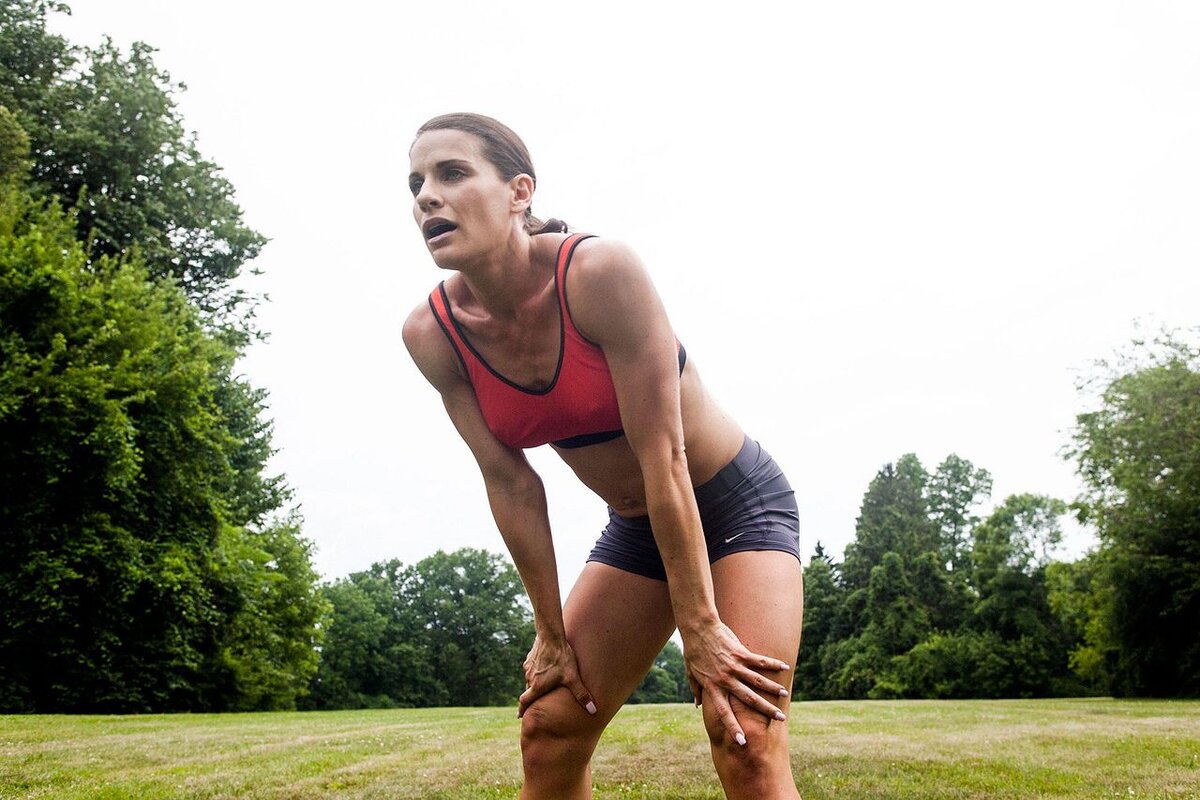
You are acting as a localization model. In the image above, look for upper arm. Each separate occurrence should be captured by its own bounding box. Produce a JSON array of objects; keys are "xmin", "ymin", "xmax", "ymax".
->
[
  {"xmin": 564, "ymin": 240, "xmax": 686, "ymax": 463},
  {"xmin": 402, "ymin": 301, "xmax": 540, "ymax": 494}
]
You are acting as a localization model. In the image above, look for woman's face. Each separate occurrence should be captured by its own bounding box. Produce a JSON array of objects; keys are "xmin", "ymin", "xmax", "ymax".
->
[{"xmin": 409, "ymin": 129, "xmax": 523, "ymax": 266}]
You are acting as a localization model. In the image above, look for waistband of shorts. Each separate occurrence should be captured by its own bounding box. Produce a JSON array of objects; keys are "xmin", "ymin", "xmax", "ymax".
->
[{"xmin": 692, "ymin": 435, "xmax": 763, "ymax": 507}]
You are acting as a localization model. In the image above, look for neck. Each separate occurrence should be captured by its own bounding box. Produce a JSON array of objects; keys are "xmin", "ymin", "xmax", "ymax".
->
[{"xmin": 458, "ymin": 228, "xmax": 544, "ymax": 318}]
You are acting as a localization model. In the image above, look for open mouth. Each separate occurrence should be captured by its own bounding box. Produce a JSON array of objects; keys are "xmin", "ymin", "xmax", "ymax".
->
[{"xmin": 423, "ymin": 219, "xmax": 458, "ymax": 241}]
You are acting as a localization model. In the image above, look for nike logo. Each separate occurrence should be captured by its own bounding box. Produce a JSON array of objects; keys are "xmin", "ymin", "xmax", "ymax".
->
[{"xmin": 724, "ymin": 532, "xmax": 748, "ymax": 544}]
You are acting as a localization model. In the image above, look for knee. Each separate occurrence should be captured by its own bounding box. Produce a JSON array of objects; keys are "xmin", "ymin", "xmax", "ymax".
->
[
  {"xmin": 520, "ymin": 690, "xmax": 603, "ymax": 769},
  {"xmin": 705, "ymin": 711, "xmax": 791, "ymax": 792}
]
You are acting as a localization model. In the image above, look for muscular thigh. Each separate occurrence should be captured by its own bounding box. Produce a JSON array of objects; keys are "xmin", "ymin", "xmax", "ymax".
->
[
  {"xmin": 706, "ymin": 551, "xmax": 804, "ymax": 731},
  {"xmin": 528, "ymin": 562, "xmax": 677, "ymax": 729}
]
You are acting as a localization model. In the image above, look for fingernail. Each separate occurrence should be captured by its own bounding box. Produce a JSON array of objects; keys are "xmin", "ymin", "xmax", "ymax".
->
[
  {"xmin": 586, "ymin": 701, "xmax": 597, "ymax": 715},
  {"xmin": 735, "ymin": 732, "xmax": 747, "ymax": 747},
  {"xmin": 693, "ymin": 696, "xmax": 699, "ymax": 707},
  {"xmin": 778, "ymin": 662, "xmax": 790, "ymax": 671},
  {"xmin": 778, "ymin": 688, "xmax": 789, "ymax": 697},
  {"xmin": 774, "ymin": 711, "xmax": 787, "ymax": 722}
]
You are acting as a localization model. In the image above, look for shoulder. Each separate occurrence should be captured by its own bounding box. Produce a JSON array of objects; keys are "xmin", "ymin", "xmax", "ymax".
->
[
  {"xmin": 564, "ymin": 237, "xmax": 671, "ymax": 345},
  {"xmin": 569, "ymin": 237, "xmax": 647, "ymax": 285},
  {"xmin": 402, "ymin": 291, "xmax": 465, "ymax": 392},
  {"xmin": 566, "ymin": 237, "xmax": 658, "ymax": 313}
]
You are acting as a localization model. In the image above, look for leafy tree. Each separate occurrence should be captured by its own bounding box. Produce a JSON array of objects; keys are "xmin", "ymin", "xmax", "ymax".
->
[
  {"xmin": 404, "ymin": 549, "xmax": 534, "ymax": 707},
  {"xmin": 0, "ymin": 105, "xmax": 31, "ymax": 184},
  {"xmin": 1045, "ymin": 553, "xmax": 1112, "ymax": 692},
  {"xmin": 970, "ymin": 493, "xmax": 1066, "ymax": 593},
  {"xmin": 630, "ymin": 641, "xmax": 690, "ymax": 704},
  {"xmin": 793, "ymin": 543, "xmax": 851, "ymax": 700},
  {"xmin": 927, "ymin": 454, "xmax": 993, "ymax": 571},
  {"xmin": 842, "ymin": 454, "xmax": 936, "ymax": 591},
  {"xmin": 309, "ymin": 549, "xmax": 534, "ymax": 709},
  {"xmin": 306, "ymin": 567, "xmax": 434, "ymax": 709},
  {"xmin": 0, "ymin": 0, "xmax": 265, "ymax": 335},
  {"xmin": 1067, "ymin": 330, "xmax": 1200, "ymax": 696},
  {"xmin": 0, "ymin": 182, "xmax": 322, "ymax": 711}
]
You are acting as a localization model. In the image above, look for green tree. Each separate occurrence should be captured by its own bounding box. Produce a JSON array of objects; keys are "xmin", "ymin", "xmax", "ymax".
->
[
  {"xmin": 310, "ymin": 550, "xmax": 535, "ymax": 709},
  {"xmin": 630, "ymin": 641, "xmax": 690, "ymax": 704},
  {"xmin": 1067, "ymin": 330, "xmax": 1200, "ymax": 696},
  {"xmin": 405, "ymin": 549, "xmax": 534, "ymax": 707},
  {"xmin": 842, "ymin": 454, "xmax": 936, "ymax": 592},
  {"xmin": 0, "ymin": 182, "xmax": 320, "ymax": 711},
  {"xmin": 306, "ymin": 566, "xmax": 434, "ymax": 709},
  {"xmin": 793, "ymin": 543, "xmax": 844, "ymax": 699},
  {"xmin": 927, "ymin": 454, "xmax": 993, "ymax": 572},
  {"xmin": 0, "ymin": 0, "xmax": 265, "ymax": 334},
  {"xmin": 1045, "ymin": 553, "xmax": 1111, "ymax": 693}
]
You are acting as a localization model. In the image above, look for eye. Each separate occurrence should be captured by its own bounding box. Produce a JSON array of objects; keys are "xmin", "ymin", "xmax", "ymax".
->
[
  {"xmin": 408, "ymin": 176, "xmax": 423, "ymax": 196},
  {"xmin": 442, "ymin": 166, "xmax": 467, "ymax": 181}
]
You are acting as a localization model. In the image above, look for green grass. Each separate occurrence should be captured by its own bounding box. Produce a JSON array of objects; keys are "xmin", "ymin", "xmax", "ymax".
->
[{"xmin": 2, "ymin": 699, "xmax": 1198, "ymax": 799}]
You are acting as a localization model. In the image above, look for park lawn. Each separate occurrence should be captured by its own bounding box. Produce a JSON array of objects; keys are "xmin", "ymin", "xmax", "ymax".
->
[{"xmin": 1, "ymin": 698, "xmax": 1198, "ymax": 799}]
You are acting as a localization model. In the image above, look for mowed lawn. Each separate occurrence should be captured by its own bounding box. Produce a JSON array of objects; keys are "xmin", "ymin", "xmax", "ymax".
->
[{"xmin": 2, "ymin": 698, "xmax": 1198, "ymax": 799}]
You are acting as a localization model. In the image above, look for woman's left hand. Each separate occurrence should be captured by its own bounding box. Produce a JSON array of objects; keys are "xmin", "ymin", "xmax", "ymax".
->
[{"xmin": 683, "ymin": 620, "xmax": 790, "ymax": 745}]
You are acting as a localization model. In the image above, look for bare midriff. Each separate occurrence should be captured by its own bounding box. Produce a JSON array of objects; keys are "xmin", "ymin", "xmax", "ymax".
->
[{"xmin": 550, "ymin": 360, "xmax": 745, "ymax": 518}]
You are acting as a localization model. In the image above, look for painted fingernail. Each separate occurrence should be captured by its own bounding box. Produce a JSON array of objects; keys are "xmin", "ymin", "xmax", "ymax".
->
[
  {"xmin": 778, "ymin": 688, "xmax": 789, "ymax": 697},
  {"xmin": 778, "ymin": 662, "xmax": 790, "ymax": 671},
  {"xmin": 774, "ymin": 711, "xmax": 787, "ymax": 722},
  {"xmin": 586, "ymin": 701, "xmax": 597, "ymax": 715},
  {"xmin": 735, "ymin": 732, "xmax": 747, "ymax": 747}
]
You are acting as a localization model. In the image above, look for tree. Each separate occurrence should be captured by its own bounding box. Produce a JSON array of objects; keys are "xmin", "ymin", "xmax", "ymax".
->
[
  {"xmin": 927, "ymin": 454, "xmax": 993, "ymax": 571},
  {"xmin": 403, "ymin": 549, "xmax": 534, "ymax": 707},
  {"xmin": 842, "ymin": 454, "xmax": 936, "ymax": 591},
  {"xmin": 309, "ymin": 549, "xmax": 535, "ymax": 709},
  {"xmin": 793, "ymin": 543, "xmax": 844, "ymax": 699},
  {"xmin": 1, "ymin": 4, "xmax": 321, "ymax": 712},
  {"xmin": 630, "ymin": 641, "xmax": 690, "ymax": 704},
  {"xmin": 0, "ymin": 0, "xmax": 265, "ymax": 335},
  {"xmin": 1067, "ymin": 330, "xmax": 1200, "ymax": 696},
  {"xmin": 306, "ymin": 567, "xmax": 434, "ymax": 709},
  {"xmin": 970, "ymin": 493, "xmax": 1066, "ymax": 593}
]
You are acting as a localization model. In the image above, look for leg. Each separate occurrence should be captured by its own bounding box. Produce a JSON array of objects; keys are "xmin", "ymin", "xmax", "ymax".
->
[
  {"xmin": 519, "ymin": 562, "xmax": 676, "ymax": 800},
  {"xmin": 703, "ymin": 551, "xmax": 803, "ymax": 800}
]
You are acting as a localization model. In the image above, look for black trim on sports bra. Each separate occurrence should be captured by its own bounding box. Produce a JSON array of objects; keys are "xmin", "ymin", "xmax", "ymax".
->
[
  {"xmin": 552, "ymin": 429, "xmax": 625, "ymax": 449},
  {"xmin": 549, "ymin": 344, "xmax": 687, "ymax": 450},
  {"xmin": 437, "ymin": 282, "xmax": 565, "ymax": 396}
]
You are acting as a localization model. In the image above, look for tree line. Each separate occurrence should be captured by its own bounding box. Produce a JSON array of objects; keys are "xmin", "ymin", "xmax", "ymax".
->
[
  {"xmin": 794, "ymin": 330, "xmax": 1198, "ymax": 701},
  {"xmin": 2, "ymin": 1, "xmax": 1195, "ymax": 713}
]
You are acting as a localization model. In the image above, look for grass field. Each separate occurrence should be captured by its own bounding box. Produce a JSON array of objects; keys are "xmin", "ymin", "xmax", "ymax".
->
[{"xmin": 2, "ymin": 698, "xmax": 1198, "ymax": 799}]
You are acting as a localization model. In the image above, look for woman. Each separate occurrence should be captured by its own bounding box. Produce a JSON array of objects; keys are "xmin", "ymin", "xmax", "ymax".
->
[{"xmin": 403, "ymin": 113, "xmax": 804, "ymax": 799}]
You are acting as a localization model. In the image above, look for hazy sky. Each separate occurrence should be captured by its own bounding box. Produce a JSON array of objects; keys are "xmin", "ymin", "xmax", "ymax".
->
[{"xmin": 52, "ymin": 2, "xmax": 1200, "ymax": 590}]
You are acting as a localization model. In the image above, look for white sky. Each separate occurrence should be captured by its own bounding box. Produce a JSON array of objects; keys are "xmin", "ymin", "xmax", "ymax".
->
[{"xmin": 52, "ymin": 2, "xmax": 1200, "ymax": 589}]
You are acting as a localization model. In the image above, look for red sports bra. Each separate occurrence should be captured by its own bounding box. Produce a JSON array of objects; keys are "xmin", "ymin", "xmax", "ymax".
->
[{"xmin": 428, "ymin": 233, "xmax": 685, "ymax": 450}]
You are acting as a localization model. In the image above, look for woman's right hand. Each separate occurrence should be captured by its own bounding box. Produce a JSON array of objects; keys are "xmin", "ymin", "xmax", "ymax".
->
[{"xmin": 517, "ymin": 634, "xmax": 598, "ymax": 718}]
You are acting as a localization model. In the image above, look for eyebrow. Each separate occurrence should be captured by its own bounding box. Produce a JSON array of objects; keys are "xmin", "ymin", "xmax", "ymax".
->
[{"xmin": 408, "ymin": 158, "xmax": 472, "ymax": 182}]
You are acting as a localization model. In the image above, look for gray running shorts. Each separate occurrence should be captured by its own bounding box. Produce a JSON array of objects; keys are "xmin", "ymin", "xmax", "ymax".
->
[{"xmin": 586, "ymin": 436, "xmax": 801, "ymax": 581}]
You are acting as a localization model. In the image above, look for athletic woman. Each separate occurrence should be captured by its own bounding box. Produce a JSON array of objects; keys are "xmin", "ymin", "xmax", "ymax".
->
[{"xmin": 403, "ymin": 113, "xmax": 804, "ymax": 799}]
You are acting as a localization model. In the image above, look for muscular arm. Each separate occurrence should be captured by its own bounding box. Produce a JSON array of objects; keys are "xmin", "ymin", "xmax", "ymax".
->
[
  {"xmin": 565, "ymin": 240, "xmax": 790, "ymax": 740},
  {"xmin": 402, "ymin": 301, "xmax": 596, "ymax": 716}
]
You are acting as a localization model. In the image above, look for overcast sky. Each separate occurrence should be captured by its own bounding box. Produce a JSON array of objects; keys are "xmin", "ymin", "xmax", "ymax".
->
[{"xmin": 52, "ymin": 1, "xmax": 1200, "ymax": 590}]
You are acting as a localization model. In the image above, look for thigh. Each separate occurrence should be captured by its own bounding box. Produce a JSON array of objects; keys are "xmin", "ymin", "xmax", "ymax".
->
[
  {"xmin": 708, "ymin": 551, "xmax": 804, "ymax": 724},
  {"xmin": 527, "ymin": 562, "xmax": 677, "ymax": 728}
]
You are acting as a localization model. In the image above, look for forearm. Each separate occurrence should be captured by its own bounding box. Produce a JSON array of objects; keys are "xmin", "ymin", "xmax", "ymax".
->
[
  {"xmin": 642, "ymin": 450, "xmax": 721, "ymax": 638},
  {"xmin": 485, "ymin": 478, "xmax": 567, "ymax": 642}
]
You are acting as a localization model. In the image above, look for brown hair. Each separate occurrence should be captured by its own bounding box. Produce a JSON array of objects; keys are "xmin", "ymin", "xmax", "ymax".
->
[{"xmin": 415, "ymin": 113, "xmax": 567, "ymax": 235}]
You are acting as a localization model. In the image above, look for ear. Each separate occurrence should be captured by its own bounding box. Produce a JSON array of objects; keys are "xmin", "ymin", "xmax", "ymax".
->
[{"xmin": 510, "ymin": 173, "xmax": 534, "ymax": 213}]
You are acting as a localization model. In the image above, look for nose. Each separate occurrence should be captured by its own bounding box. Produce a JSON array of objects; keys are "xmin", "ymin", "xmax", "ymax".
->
[{"xmin": 415, "ymin": 181, "xmax": 442, "ymax": 211}]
